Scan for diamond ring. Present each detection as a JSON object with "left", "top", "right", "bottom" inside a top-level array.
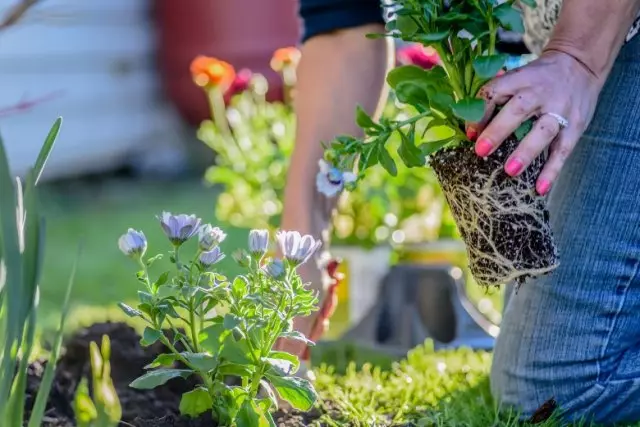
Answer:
[{"left": 545, "top": 112, "right": 569, "bottom": 129}]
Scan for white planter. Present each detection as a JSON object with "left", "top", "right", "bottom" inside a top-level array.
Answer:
[{"left": 331, "top": 245, "right": 392, "bottom": 327}]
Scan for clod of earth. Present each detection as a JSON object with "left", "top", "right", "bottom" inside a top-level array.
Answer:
[{"left": 430, "top": 136, "right": 559, "bottom": 287}]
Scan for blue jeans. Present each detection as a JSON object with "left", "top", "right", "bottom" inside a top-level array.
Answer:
[{"left": 491, "top": 36, "right": 640, "bottom": 423}]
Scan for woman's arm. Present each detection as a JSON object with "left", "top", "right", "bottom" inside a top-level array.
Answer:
[
  {"left": 276, "top": 4, "right": 394, "bottom": 357},
  {"left": 473, "top": 0, "right": 640, "bottom": 195},
  {"left": 545, "top": 0, "right": 640, "bottom": 83}
]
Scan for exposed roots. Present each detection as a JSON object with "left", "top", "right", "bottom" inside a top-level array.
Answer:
[{"left": 430, "top": 138, "right": 559, "bottom": 287}]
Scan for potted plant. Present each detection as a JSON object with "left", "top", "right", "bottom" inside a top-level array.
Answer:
[
  {"left": 192, "top": 48, "right": 453, "bottom": 336},
  {"left": 319, "top": 0, "right": 558, "bottom": 288}
]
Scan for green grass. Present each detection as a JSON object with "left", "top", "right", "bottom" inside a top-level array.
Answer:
[
  {"left": 37, "top": 178, "right": 248, "bottom": 333},
  {"left": 311, "top": 341, "right": 630, "bottom": 427}
]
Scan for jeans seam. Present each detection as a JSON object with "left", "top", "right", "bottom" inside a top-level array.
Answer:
[{"left": 597, "top": 257, "right": 640, "bottom": 383}]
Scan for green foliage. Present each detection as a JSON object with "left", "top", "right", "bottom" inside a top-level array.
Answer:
[
  {"left": 198, "top": 69, "right": 455, "bottom": 249},
  {"left": 119, "top": 226, "right": 321, "bottom": 425},
  {"left": 74, "top": 335, "right": 122, "bottom": 427},
  {"left": 322, "top": 0, "right": 534, "bottom": 187},
  {"left": 312, "top": 341, "right": 572, "bottom": 426},
  {"left": 0, "top": 118, "right": 78, "bottom": 427}
]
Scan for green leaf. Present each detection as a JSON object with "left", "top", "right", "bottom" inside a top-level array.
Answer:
[
  {"left": 355, "top": 105, "right": 378, "bottom": 129},
  {"left": 268, "top": 351, "right": 300, "bottom": 375},
  {"left": 398, "top": 130, "right": 425, "bottom": 168},
  {"left": 416, "top": 31, "right": 449, "bottom": 42},
  {"left": 145, "top": 353, "right": 179, "bottom": 369},
  {"left": 394, "top": 82, "right": 430, "bottom": 107},
  {"left": 451, "top": 98, "right": 486, "bottom": 123},
  {"left": 220, "top": 335, "right": 253, "bottom": 364},
  {"left": 279, "top": 331, "right": 315, "bottom": 346},
  {"left": 494, "top": 3, "right": 525, "bottom": 33},
  {"left": 395, "top": 14, "right": 419, "bottom": 36},
  {"left": 129, "top": 369, "right": 192, "bottom": 389},
  {"left": 422, "top": 138, "right": 455, "bottom": 156},
  {"left": 237, "top": 400, "right": 272, "bottom": 427},
  {"left": 515, "top": 119, "right": 534, "bottom": 141},
  {"left": 179, "top": 387, "right": 213, "bottom": 418},
  {"left": 386, "top": 65, "right": 430, "bottom": 90},
  {"left": 140, "top": 327, "right": 162, "bottom": 346},
  {"left": 218, "top": 362, "right": 255, "bottom": 378},
  {"left": 199, "top": 323, "right": 228, "bottom": 354},
  {"left": 377, "top": 147, "right": 398, "bottom": 177},
  {"left": 152, "top": 271, "right": 170, "bottom": 292},
  {"left": 472, "top": 54, "right": 508, "bottom": 79},
  {"left": 33, "top": 117, "right": 62, "bottom": 185},
  {"left": 358, "top": 143, "right": 380, "bottom": 172},
  {"left": 183, "top": 353, "right": 218, "bottom": 372},
  {"left": 265, "top": 374, "right": 317, "bottom": 411},
  {"left": 223, "top": 313, "right": 242, "bottom": 330},
  {"left": 118, "top": 302, "right": 142, "bottom": 318},
  {"left": 520, "top": 0, "right": 537, "bottom": 7}
]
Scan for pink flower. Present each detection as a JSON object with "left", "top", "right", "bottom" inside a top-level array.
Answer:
[
  {"left": 396, "top": 44, "right": 441, "bottom": 70},
  {"left": 224, "top": 68, "right": 253, "bottom": 103}
]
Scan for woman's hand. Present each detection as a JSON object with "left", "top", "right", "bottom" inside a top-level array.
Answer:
[{"left": 470, "top": 50, "right": 604, "bottom": 195}]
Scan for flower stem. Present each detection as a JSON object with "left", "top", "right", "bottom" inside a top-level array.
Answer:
[{"left": 207, "top": 87, "right": 231, "bottom": 136}]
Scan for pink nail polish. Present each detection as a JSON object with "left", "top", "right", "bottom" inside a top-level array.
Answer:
[
  {"left": 475, "top": 138, "right": 493, "bottom": 157},
  {"left": 505, "top": 158, "right": 523, "bottom": 176},
  {"left": 537, "top": 179, "right": 552, "bottom": 195}
]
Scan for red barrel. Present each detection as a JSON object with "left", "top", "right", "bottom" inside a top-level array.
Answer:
[{"left": 155, "top": 0, "right": 300, "bottom": 126}]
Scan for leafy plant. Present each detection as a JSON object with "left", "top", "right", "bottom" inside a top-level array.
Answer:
[
  {"left": 74, "top": 335, "right": 122, "bottom": 427},
  {"left": 118, "top": 220, "right": 321, "bottom": 425},
  {"left": 194, "top": 49, "right": 454, "bottom": 248},
  {"left": 0, "top": 118, "right": 79, "bottom": 426},
  {"left": 320, "top": 0, "right": 535, "bottom": 185}
]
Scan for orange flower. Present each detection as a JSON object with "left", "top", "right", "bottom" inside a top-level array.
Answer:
[
  {"left": 270, "top": 47, "right": 301, "bottom": 72},
  {"left": 190, "top": 55, "right": 236, "bottom": 90}
]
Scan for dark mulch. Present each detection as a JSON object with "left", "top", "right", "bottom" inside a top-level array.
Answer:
[{"left": 23, "top": 322, "right": 321, "bottom": 427}]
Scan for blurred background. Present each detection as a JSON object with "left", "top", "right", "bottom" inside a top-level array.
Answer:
[{"left": 1, "top": 0, "right": 529, "bottom": 362}]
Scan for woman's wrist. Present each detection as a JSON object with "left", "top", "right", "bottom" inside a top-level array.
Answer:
[{"left": 543, "top": 0, "right": 640, "bottom": 84}]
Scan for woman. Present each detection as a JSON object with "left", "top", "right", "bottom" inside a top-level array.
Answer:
[{"left": 280, "top": 0, "right": 640, "bottom": 422}]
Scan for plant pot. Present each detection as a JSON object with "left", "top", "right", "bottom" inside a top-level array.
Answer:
[
  {"left": 327, "top": 245, "right": 392, "bottom": 338},
  {"left": 154, "top": 0, "right": 300, "bottom": 126},
  {"left": 429, "top": 136, "right": 559, "bottom": 287}
]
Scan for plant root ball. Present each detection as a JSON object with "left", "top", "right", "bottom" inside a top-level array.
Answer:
[{"left": 430, "top": 136, "right": 559, "bottom": 287}]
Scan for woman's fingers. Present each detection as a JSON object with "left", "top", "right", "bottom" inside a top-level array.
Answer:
[
  {"left": 504, "top": 113, "right": 561, "bottom": 177},
  {"left": 475, "top": 89, "right": 540, "bottom": 157},
  {"left": 535, "top": 127, "right": 580, "bottom": 195}
]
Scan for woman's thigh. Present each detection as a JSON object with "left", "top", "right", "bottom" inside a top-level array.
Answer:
[{"left": 491, "top": 36, "right": 640, "bottom": 424}]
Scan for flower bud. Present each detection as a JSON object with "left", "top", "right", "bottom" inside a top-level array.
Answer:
[
  {"left": 118, "top": 229, "right": 147, "bottom": 258},
  {"left": 199, "top": 247, "right": 225, "bottom": 268},
  {"left": 248, "top": 229, "right": 269, "bottom": 258},
  {"left": 198, "top": 224, "right": 227, "bottom": 251},
  {"left": 276, "top": 230, "right": 322, "bottom": 266},
  {"left": 263, "top": 258, "right": 285, "bottom": 279}
]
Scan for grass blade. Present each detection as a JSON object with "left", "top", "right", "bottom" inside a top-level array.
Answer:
[
  {"left": 7, "top": 307, "right": 37, "bottom": 426},
  {"left": 33, "top": 117, "right": 62, "bottom": 185},
  {"left": 28, "top": 244, "right": 80, "bottom": 427},
  {"left": 0, "top": 131, "right": 24, "bottom": 416}
]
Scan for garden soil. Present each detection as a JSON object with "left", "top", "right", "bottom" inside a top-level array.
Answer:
[
  {"left": 23, "top": 322, "right": 324, "bottom": 427},
  {"left": 429, "top": 135, "right": 559, "bottom": 287}
]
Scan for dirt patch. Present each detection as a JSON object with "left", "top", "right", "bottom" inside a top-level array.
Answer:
[
  {"left": 430, "top": 136, "right": 559, "bottom": 287},
  {"left": 23, "top": 322, "right": 323, "bottom": 426}
]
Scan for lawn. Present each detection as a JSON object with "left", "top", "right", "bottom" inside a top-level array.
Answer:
[{"left": 37, "top": 177, "right": 249, "bottom": 332}]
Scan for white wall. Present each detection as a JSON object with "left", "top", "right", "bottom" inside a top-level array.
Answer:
[{"left": 0, "top": 0, "right": 187, "bottom": 180}]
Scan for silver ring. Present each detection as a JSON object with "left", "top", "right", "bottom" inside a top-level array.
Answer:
[{"left": 545, "top": 112, "right": 569, "bottom": 129}]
